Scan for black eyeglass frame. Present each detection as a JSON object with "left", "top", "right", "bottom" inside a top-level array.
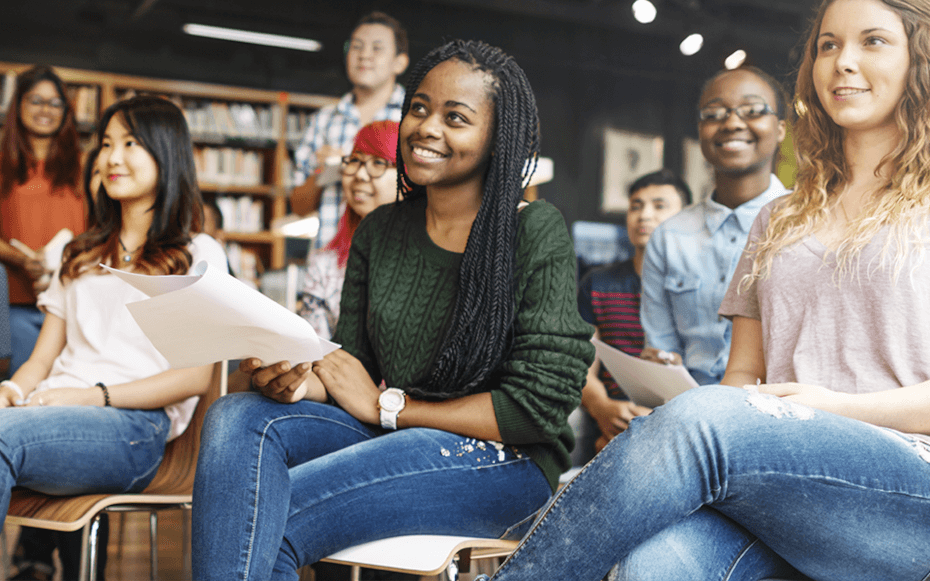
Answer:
[
  {"left": 697, "top": 102, "right": 776, "bottom": 123},
  {"left": 340, "top": 155, "right": 394, "bottom": 178}
]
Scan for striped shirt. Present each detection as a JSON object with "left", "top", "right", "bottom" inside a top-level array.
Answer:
[
  {"left": 293, "top": 85, "right": 405, "bottom": 249},
  {"left": 577, "top": 259, "right": 643, "bottom": 399}
]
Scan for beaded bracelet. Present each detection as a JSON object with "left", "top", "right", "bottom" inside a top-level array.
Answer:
[
  {"left": 96, "top": 382, "right": 111, "bottom": 407},
  {"left": 0, "top": 380, "right": 25, "bottom": 402}
]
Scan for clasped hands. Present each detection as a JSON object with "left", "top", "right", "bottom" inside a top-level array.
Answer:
[{"left": 240, "top": 349, "right": 383, "bottom": 424}]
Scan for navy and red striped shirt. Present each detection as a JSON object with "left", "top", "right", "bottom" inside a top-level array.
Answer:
[{"left": 577, "top": 259, "right": 643, "bottom": 399}]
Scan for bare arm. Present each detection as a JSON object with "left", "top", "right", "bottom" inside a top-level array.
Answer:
[
  {"left": 720, "top": 315, "right": 766, "bottom": 387},
  {"left": 289, "top": 176, "right": 323, "bottom": 217},
  {"left": 9, "top": 311, "right": 212, "bottom": 409}
]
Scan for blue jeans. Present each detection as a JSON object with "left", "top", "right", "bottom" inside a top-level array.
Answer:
[
  {"left": 191, "top": 392, "right": 552, "bottom": 581},
  {"left": 0, "top": 405, "right": 170, "bottom": 520},
  {"left": 481, "top": 386, "right": 930, "bottom": 581},
  {"left": 10, "top": 305, "right": 44, "bottom": 375}
]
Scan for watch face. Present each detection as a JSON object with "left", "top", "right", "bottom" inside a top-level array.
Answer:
[{"left": 380, "top": 389, "right": 404, "bottom": 411}]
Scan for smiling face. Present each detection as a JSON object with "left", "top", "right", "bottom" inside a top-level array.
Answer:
[
  {"left": 812, "top": 0, "right": 909, "bottom": 136},
  {"left": 346, "top": 23, "right": 408, "bottom": 93},
  {"left": 698, "top": 69, "right": 786, "bottom": 177},
  {"left": 19, "top": 80, "right": 66, "bottom": 138},
  {"left": 341, "top": 151, "right": 398, "bottom": 218},
  {"left": 400, "top": 59, "right": 496, "bottom": 195},
  {"left": 626, "top": 184, "right": 685, "bottom": 250},
  {"left": 97, "top": 114, "right": 159, "bottom": 207}
]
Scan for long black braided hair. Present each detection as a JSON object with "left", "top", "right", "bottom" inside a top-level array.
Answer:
[{"left": 397, "top": 39, "right": 540, "bottom": 399}]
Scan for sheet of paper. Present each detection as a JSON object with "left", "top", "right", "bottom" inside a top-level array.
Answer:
[
  {"left": 104, "top": 261, "right": 339, "bottom": 369},
  {"left": 592, "top": 338, "right": 698, "bottom": 408}
]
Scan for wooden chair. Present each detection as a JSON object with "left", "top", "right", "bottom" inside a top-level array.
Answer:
[
  {"left": 320, "top": 534, "right": 519, "bottom": 581},
  {"left": 3, "top": 361, "right": 227, "bottom": 581}
]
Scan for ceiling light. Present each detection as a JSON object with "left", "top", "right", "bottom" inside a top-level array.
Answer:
[
  {"left": 183, "top": 23, "right": 323, "bottom": 52},
  {"left": 679, "top": 33, "right": 704, "bottom": 56},
  {"left": 632, "top": 0, "right": 657, "bottom": 24},
  {"left": 725, "top": 49, "right": 747, "bottom": 70}
]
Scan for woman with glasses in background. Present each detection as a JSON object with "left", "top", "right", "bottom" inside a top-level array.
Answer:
[
  {"left": 297, "top": 120, "right": 399, "bottom": 340},
  {"left": 0, "top": 65, "right": 86, "bottom": 378}
]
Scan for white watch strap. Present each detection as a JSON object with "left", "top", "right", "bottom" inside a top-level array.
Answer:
[{"left": 380, "top": 407, "right": 400, "bottom": 430}]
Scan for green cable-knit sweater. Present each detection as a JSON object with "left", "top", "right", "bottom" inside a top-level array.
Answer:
[{"left": 332, "top": 196, "right": 595, "bottom": 491}]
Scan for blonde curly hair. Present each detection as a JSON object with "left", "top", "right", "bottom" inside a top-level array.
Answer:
[{"left": 745, "top": 0, "right": 930, "bottom": 288}]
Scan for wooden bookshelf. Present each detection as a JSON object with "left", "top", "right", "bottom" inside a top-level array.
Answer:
[{"left": 0, "top": 61, "right": 338, "bottom": 282}]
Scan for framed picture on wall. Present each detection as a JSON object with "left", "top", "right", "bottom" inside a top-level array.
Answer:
[
  {"left": 601, "top": 129, "right": 664, "bottom": 213},
  {"left": 682, "top": 137, "right": 715, "bottom": 204}
]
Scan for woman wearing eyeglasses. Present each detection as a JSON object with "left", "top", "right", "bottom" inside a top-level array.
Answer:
[
  {"left": 638, "top": 66, "right": 789, "bottom": 385},
  {"left": 297, "top": 120, "right": 399, "bottom": 340},
  {"left": 0, "top": 65, "right": 86, "bottom": 379}
]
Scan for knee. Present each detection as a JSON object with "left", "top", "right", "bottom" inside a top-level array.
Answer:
[
  {"left": 201, "top": 392, "right": 269, "bottom": 450},
  {"left": 648, "top": 385, "right": 748, "bottom": 431}
]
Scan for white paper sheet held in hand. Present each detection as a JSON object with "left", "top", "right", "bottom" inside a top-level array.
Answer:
[
  {"left": 103, "top": 261, "right": 339, "bottom": 368},
  {"left": 592, "top": 338, "right": 698, "bottom": 408}
]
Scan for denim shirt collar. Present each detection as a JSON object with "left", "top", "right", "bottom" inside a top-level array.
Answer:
[{"left": 703, "top": 174, "right": 788, "bottom": 234}]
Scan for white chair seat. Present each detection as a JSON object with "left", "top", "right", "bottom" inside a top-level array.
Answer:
[{"left": 321, "top": 534, "right": 518, "bottom": 578}]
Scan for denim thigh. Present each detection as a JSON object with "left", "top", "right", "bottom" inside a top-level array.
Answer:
[
  {"left": 0, "top": 405, "right": 170, "bottom": 517},
  {"left": 275, "top": 427, "right": 551, "bottom": 575}
]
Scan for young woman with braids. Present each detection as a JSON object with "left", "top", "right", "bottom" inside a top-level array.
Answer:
[
  {"left": 0, "top": 65, "right": 86, "bottom": 378},
  {"left": 472, "top": 0, "right": 930, "bottom": 579},
  {"left": 191, "top": 39, "right": 594, "bottom": 581},
  {"left": 0, "top": 95, "right": 226, "bottom": 565}
]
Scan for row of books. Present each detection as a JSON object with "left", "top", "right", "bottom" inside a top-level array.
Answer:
[
  {"left": 214, "top": 195, "right": 265, "bottom": 234},
  {"left": 183, "top": 100, "right": 281, "bottom": 142},
  {"left": 193, "top": 146, "right": 265, "bottom": 186},
  {"left": 0, "top": 72, "right": 98, "bottom": 126},
  {"left": 285, "top": 110, "right": 315, "bottom": 145}
]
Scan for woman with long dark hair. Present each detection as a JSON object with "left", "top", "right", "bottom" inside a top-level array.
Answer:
[
  {"left": 0, "top": 65, "right": 85, "bottom": 376},
  {"left": 0, "top": 95, "right": 226, "bottom": 541},
  {"left": 191, "top": 39, "right": 594, "bottom": 581}
]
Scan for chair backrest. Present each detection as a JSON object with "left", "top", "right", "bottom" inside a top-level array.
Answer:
[{"left": 140, "top": 361, "right": 226, "bottom": 495}]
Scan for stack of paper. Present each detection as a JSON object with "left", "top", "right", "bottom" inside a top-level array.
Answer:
[{"left": 105, "top": 261, "right": 339, "bottom": 369}]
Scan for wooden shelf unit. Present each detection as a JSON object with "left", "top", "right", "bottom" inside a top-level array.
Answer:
[{"left": 0, "top": 61, "right": 338, "bottom": 278}]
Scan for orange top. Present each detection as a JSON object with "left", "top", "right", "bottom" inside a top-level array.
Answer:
[{"left": 1, "top": 160, "right": 86, "bottom": 304}]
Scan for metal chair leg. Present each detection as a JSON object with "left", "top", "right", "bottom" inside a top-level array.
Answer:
[
  {"left": 149, "top": 511, "right": 158, "bottom": 580},
  {"left": 81, "top": 514, "right": 102, "bottom": 581},
  {"left": 350, "top": 565, "right": 361, "bottom": 581},
  {"left": 445, "top": 555, "right": 460, "bottom": 581}
]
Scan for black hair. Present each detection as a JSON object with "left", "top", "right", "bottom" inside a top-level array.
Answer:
[
  {"left": 699, "top": 65, "right": 789, "bottom": 120},
  {"left": 351, "top": 11, "right": 408, "bottom": 55},
  {"left": 397, "top": 39, "right": 540, "bottom": 400},
  {"left": 61, "top": 95, "right": 203, "bottom": 280},
  {"left": 82, "top": 146, "right": 101, "bottom": 219},
  {"left": 628, "top": 168, "right": 692, "bottom": 206}
]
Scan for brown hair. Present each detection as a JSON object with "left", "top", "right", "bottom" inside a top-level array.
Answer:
[
  {"left": 351, "top": 11, "right": 408, "bottom": 55},
  {"left": 745, "top": 0, "right": 930, "bottom": 286},
  {"left": 0, "top": 65, "right": 81, "bottom": 198},
  {"left": 61, "top": 96, "right": 203, "bottom": 281}
]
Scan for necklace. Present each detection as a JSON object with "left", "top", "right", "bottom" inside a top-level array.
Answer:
[{"left": 118, "top": 237, "right": 144, "bottom": 263}]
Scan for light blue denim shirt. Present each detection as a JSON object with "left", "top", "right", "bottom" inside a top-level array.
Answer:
[{"left": 641, "top": 174, "right": 788, "bottom": 385}]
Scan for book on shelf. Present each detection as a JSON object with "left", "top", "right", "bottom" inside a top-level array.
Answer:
[
  {"left": 215, "top": 195, "right": 264, "bottom": 234},
  {"left": 183, "top": 100, "right": 280, "bottom": 142},
  {"left": 194, "top": 147, "right": 264, "bottom": 186},
  {"left": 225, "top": 242, "right": 261, "bottom": 286}
]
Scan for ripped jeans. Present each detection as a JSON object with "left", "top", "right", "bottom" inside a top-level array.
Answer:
[
  {"left": 191, "top": 392, "right": 551, "bottom": 581},
  {"left": 482, "top": 385, "right": 930, "bottom": 581}
]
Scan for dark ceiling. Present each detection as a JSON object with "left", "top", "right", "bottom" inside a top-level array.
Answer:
[{"left": 0, "top": 0, "right": 816, "bottom": 95}]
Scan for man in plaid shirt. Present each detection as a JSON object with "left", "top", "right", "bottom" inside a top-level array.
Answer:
[{"left": 291, "top": 11, "right": 408, "bottom": 250}]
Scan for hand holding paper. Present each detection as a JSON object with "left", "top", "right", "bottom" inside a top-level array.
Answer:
[{"left": 105, "top": 261, "right": 339, "bottom": 369}]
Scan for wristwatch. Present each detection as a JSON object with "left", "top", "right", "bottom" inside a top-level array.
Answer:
[{"left": 378, "top": 388, "right": 406, "bottom": 430}]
